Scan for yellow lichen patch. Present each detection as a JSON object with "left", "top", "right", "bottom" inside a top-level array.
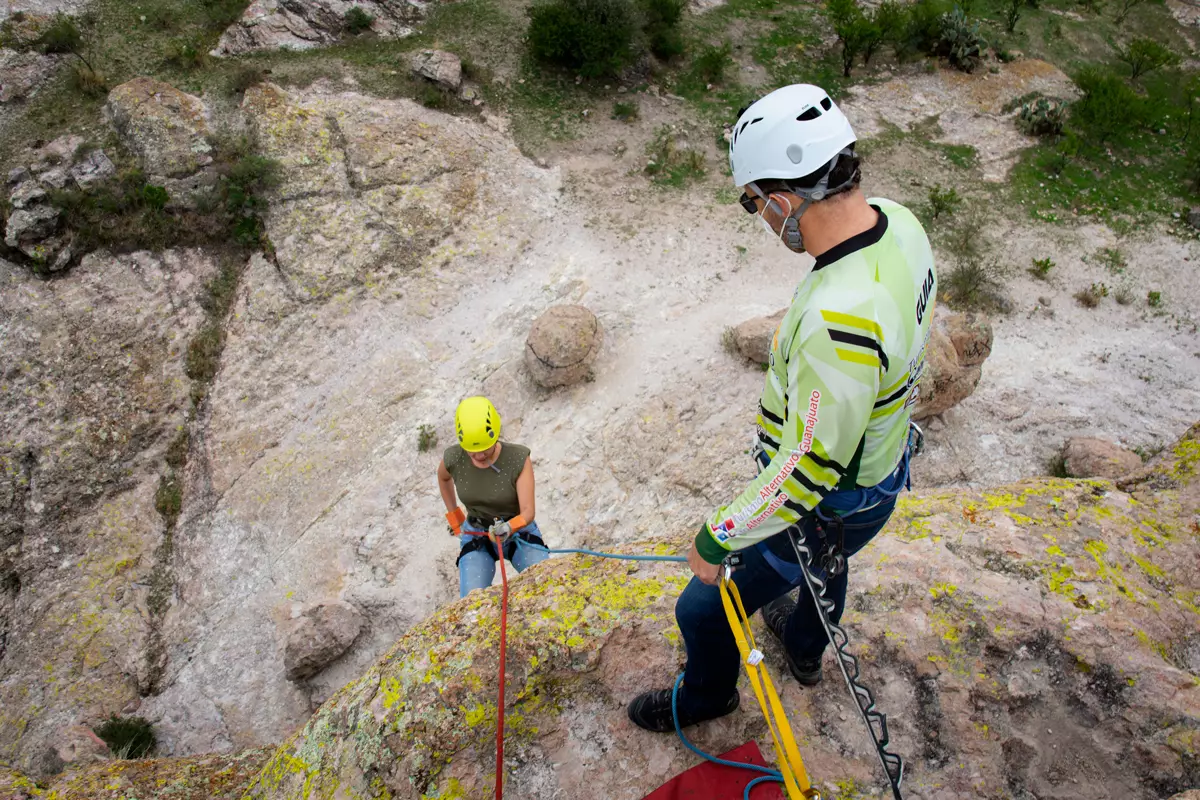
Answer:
[{"left": 929, "top": 583, "right": 958, "bottom": 600}]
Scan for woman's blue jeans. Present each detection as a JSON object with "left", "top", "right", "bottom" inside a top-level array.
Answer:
[
  {"left": 458, "top": 521, "right": 549, "bottom": 598},
  {"left": 675, "top": 466, "right": 904, "bottom": 709}
]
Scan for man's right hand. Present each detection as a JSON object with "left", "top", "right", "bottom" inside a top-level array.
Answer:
[{"left": 446, "top": 507, "right": 466, "bottom": 536}]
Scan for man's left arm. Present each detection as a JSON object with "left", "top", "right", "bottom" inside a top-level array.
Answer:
[{"left": 692, "top": 314, "right": 883, "bottom": 571}]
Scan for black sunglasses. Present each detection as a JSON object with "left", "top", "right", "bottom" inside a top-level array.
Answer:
[{"left": 738, "top": 192, "right": 759, "bottom": 214}]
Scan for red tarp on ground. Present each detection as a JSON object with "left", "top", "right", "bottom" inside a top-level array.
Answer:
[{"left": 641, "top": 742, "right": 786, "bottom": 800}]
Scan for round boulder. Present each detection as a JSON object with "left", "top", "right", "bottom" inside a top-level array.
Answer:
[
  {"left": 282, "top": 600, "right": 365, "bottom": 681},
  {"left": 1062, "top": 437, "right": 1142, "bottom": 480},
  {"left": 525, "top": 305, "right": 603, "bottom": 388}
]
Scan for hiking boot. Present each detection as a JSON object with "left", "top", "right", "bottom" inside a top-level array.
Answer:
[
  {"left": 761, "top": 593, "right": 823, "bottom": 687},
  {"left": 627, "top": 686, "right": 739, "bottom": 733}
]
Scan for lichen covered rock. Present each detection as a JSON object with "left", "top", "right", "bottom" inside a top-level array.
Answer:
[
  {"left": 238, "top": 425, "right": 1200, "bottom": 799},
  {"left": 104, "top": 77, "right": 212, "bottom": 177},
  {"left": 33, "top": 747, "right": 274, "bottom": 800},
  {"left": 212, "top": 0, "right": 426, "bottom": 56}
]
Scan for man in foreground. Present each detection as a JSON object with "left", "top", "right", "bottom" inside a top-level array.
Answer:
[{"left": 629, "top": 83, "right": 938, "bottom": 732}]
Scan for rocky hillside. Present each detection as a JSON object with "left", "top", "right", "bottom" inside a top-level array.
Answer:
[{"left": 5, "top": 424, "right": 1197, "bottom": 799}]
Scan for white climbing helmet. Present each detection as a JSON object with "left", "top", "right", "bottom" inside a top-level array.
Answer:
[{"left": 729, "top": 84, "right": 857, "bottom": 190}]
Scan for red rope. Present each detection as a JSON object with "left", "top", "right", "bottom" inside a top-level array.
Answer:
[{"left": 495, "top": 539, "right": 509, "bottom": 800}]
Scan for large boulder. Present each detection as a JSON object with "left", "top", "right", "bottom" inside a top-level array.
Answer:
[
  {"left": 731, "top": 308, "right": 785, "bottom": 364},
  {"left": 525, "top": 304, "right": 604, "bottom": 388},
  {"left": 212, "top": 0, "right": 426, "bottom": 56},
  {"left": 282, "top": 601, "right": 366, "bottom": 681},
  {"left": 410, "top": 49, "right": 461, "bottom": 90},
  {"left": 104, "top": 77, "right": 212, "bottom": 177},
  {"left": 1062, "top": 436, "right": 1142, "bottom": 480},
  {"left": 914, "top": 308, "right": 993, "bottom": 420}
]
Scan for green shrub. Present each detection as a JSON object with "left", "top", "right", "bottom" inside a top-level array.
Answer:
[
  {"left": 166, "top": 36, "right": 209, "bottom": 70},
  {"left": 865, "top": 1, "right": 902, "bottom": 63},
  {"left": 202, "top": 0, "right": 249, "bottom": 30},
  {"left": 1095, "top": 246, "right": 1126, "bottom": 274},
  {"left": 902, "top": 0, "right": 951, "bottom": 59},
  {"left": 417, "top": 424, "right": 438, "bottom": 452},
  {"left": 154, "top": 474, "right": 182, "bottom": 519},
  {"left": 95, "top": 716, "right": 156, "bottom": 760},
  {"left": 1075, "top": 282, "right": 1107, "bottom": 307},
  {"left": 1069, "top": 68, "right": 1144, "bottom": 144},
  {"left": 613, "top": 99, "right": 639, "bottom": 121},
  {"left": 942, "top": 258, "right": 1008, "bottom": 311},
  {"left": 527, "top": 0, "right": 637, "bottom": 79},
  {"left": 925, "top": 183, "right": 961, "bottom": 222},
  {"left": 36, "top": 12, "right": 83, "bottom": 56},
  {"left": 644, "top": 125, "right": 705, "bottom": 187},
  {"left": 141, "top": 184, "right": 170, "bottom": 211},
  {"left": 1017, "top": 96, "right": 1068, "bottom": 137},
  {"left": 1147, "top": 289, "right": 1163, "bottom": 307},
  {"left": 827, "top": 0, "right": 882, "bottom": 77},
  {"left": 1029, "top": 256, "right": 1054, "bottom": 279},
  {"left": 720, "top": 326, "right": 739, "bottom": 356},
  {"left": 343, "top": 6, "right": 375, "bottom": 34},
  {"left": 692, "top": 42, "right": 732, "bottom": 85},
  {"left": 229, "top": 65, "right": 267, "bottom": 97},
  {"left": 938, "top": 7, "right": 985, "bottom": 73},
  {"left": 643, "top": 0, "right": 685, "bottom": 60},
  {"left": 1115, "top": 37, "right": 1181, "bottom": 81}
]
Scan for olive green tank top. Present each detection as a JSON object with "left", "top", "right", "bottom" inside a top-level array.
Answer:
[{"left": 443, "top": 442, "right": 530, "bottom": 523}]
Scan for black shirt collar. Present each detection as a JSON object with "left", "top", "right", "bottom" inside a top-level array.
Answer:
[{"left": 811, "top": 205, "right": 888, "bottom": 271}]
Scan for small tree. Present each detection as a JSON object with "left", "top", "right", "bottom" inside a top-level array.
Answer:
[
  {"left": 36, "top": 12, "right": 95, "bottom": 71},
  {"left": 1003, "top": 0, "right": 1022, "bottom": 33},
  {"left": 872, "top": 0, "right": 908, "bottom": 59},
  {"left": 1115, "top": 37, "right": 1180, "bottom": 81},
  {"left": 827, "top": 0, "right": 880, "bottom": 77},
  {"left": 1112, "top": 0, "right": 1145, "bottom": 23}
]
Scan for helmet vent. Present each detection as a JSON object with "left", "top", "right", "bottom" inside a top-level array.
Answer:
[
  {"left": 821, "top": 96, "right": 832, "bottom": 110},
  {"left": 797, "top": 107, "right": 821, "bottom": 121}
]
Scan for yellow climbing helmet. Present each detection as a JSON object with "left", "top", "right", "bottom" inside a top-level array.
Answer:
[{"left": 455, "top": 396, "right": 501, "bottom": 453}]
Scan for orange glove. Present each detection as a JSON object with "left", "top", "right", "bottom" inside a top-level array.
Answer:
[
  {"left": 446, "top": 507, "right": 466, "bottom": 536},
  {"left": 507, "top": 515, "right": 527, "bottom": 532}
]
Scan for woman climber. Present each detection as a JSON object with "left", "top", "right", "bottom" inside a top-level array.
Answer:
[{"left": 438, "top": 396, "right": 550, "bottom": 597}]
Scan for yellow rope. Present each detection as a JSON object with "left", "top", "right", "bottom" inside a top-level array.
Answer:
[{"left": 719, "top": 573, "right": 821, "bottom": 800}]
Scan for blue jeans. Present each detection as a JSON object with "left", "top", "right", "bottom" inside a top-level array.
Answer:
[
  {"left": 458, "top": 521, "right": 549, "bottom": 598},
  {"left": 675, "top": 467, "right": 904, "bottom": 708}
]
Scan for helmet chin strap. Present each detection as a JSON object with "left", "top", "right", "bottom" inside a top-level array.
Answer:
[{"left": 749, "top": 147, "right": 856, "bottom": 253}]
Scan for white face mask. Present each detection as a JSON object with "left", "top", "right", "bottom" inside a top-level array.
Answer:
[{"left": 756, "top": 192, "right": 806, "bottom": 253}]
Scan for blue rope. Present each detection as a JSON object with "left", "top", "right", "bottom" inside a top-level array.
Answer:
[
  {"left": 513, "top": 538, "right": 688, "bottom": 563},
  {"left": 671, "top": 673, "right": 785, "bottom": 800}
]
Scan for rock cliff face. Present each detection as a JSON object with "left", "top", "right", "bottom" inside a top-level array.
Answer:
[
  {"left": 0, "top": 250, "right": 220, "bottom": 774},
  {"left": 8, "top": 425, "right": 1198, "bottom": 799}
]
